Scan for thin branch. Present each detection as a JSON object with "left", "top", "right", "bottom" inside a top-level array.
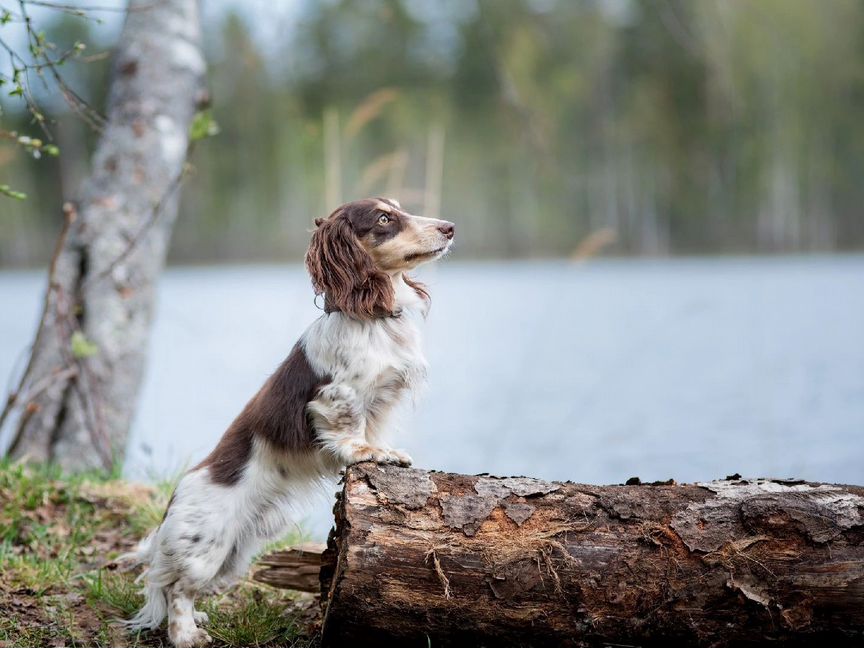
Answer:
[
  {"left": 0, "top": 35, "right": 52, "bottom": 137},
  {"left": 22, "top": 0, "right": 165, "bottom": 13},
  {"left": 83, "top": 160, "right": 191, "bottom": 289},
  {"left": 16, "top": 0, "right": 106, "bottom": 130},
  {"left": 49, "top": 281, "right": 113, "bottom": 470},
  {"left": 5, "top": 366, "right": 78, "bottom": 412},
  {"left": 41, "top": 264, "right": 113, "bottom": 470}
]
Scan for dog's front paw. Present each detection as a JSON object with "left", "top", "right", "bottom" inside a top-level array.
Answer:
[
  {"left": 369, "top": 446, "right": 413, "bottom": 466},
  {"left": 193, "top": 610, "right": 209, "bottom": 625},
  {"left": 367, "top": 446, "right": 401, "bottom": 465},
  {"left": 343, "top": 441, "right": 376, "bottom": 465},
  {"left": 389, "top": 448, "right": 413, "bottom": 467},
  {"left": 343, "top": 441, "right": 410, "bottom": 467}
]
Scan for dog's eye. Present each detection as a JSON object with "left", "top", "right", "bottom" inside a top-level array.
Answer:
[{"left": 377, "top": 213, "right": 390, "bottom": 225}]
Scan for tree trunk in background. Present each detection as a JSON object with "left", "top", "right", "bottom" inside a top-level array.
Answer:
[
  {"left": 318, "top": 464, "right": 864, "bottom": 647},
  {"left": 3, "top": 0, "right": 206, "bottom": 471}
]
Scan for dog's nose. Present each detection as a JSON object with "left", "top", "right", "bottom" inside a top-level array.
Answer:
[{"left": 438, "top": 221, "right": 455, "bottom": 240}]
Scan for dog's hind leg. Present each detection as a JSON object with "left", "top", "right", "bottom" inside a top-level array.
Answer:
[
  {"left": 206, "top": 532, "right": 266, "bottom": 594},
  {"left": 167, "top": 581, "right": 212, "bottom": 648},
  {"left": 132, "top": 470, "right": 241, "bottom": 645}
]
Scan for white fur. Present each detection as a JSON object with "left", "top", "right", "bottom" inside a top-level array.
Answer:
[
  {"left": 307, "top": 274, "right": 428, "bottom": 463},
  {"left": 121, "top": 273, "right": 429, "bottom": 647}
]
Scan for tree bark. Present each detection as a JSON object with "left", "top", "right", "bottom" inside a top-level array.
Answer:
[
  {"left": 254, "top": 543, "right": 326, "bottom": 593},
  {"left": 317, "top": 464, "right": 864, "bottom": 647},
  {"left": 2, "top": 0, "right": 206, "bottom": 471}
]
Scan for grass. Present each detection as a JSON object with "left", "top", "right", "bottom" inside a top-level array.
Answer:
[{"left": 0, "top": 459, "right": 318, "bottom": 648}]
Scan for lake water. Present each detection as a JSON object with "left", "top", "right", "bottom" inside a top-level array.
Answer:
[{"left": 2, "top": 257, "right": 863, "bottom": 537}]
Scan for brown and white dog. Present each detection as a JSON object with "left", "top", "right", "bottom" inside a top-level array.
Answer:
[{"left": 122, "top": 197, "right": 454, "bottom": 647}]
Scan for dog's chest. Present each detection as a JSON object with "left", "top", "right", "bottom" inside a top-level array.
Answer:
[
  {"left": 349, "top": 317, "right": 425, "bottom": 390},
  {"left": 306, "top": 312, "right": 427, "bottom": 394}
]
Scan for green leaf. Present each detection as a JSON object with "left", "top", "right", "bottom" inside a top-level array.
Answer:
[
  {"left": 0, "top": 184, "right": 27, "bottom": 200},
  {"left": 190, "top": 110, "right": 220, "bottom": 141},
  {"left": 71, "top": 331, "right": 99, "bottom": 359}
]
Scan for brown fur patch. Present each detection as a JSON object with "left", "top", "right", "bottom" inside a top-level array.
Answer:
[
  {"left": 194, "top": 342, "right": 329, "bottom": 486},
  {"left": 404, "top": 275, "right": 430, "bottom": 304},
  {"left": 306, "top": 209, "right": 396, "bottom": 319}
]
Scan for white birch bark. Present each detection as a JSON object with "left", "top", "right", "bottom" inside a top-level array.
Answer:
[{"left": 4, "top": 0, "right": 206, "bottom": 470}]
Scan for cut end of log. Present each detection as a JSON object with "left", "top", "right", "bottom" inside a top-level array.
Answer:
[{"left": 253, "top": 543, "right": 326, "bottom": 593}]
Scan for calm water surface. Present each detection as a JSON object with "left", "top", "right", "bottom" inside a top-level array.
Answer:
[{"left": 2, "top": 257, "right": 862, "bottom": 536}]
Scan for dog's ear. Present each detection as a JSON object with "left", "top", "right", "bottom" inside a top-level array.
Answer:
[
  {"left": 403, "top": 274, "right": 431, "bottom": 317},
  {"left": 305, "top": 213, "right": 395, "bottom": 319}
]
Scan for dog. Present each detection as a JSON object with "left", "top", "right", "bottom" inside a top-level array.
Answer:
[{"left": 121, "top": 197, "right": 454, "bottom": 647}]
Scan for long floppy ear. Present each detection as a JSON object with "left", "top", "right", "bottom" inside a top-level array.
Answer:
[
  {"left": 305, "top": 214, "right": 395, "bottom": 319},
  {"left": 403, "top": 274, "right": 431, "bottom": 317}
]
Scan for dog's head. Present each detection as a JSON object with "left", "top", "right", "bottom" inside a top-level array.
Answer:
[{"left": 305, "top": 197, "right": 455, "bottom": 319}]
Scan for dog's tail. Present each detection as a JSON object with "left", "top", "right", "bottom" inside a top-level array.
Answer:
[
  {"left": 115, "top": 528, "right": 158, "bottom": 573},
  {"left": 123, "top": 583, "right": 168, "bottom": 631},
  {"left": 117, "top": 529, "right": 170, "bottom": 630}
]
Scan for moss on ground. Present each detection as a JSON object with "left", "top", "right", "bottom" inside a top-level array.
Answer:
[{"left": 0, "top": 460, "right": 318, "bottom": 647}]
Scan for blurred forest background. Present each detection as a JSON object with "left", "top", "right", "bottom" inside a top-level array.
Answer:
[{"left": 2, "top": 0, "right": 864, "bottom": 266}]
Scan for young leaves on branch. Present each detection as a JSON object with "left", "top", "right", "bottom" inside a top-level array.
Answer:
[
  {"left": 0, "top": 0, "right": 99, "bottom": 199},
  {"left": 70, "top": 331, "right": 99, "bottom": 359},
  {"left": 190, "top": 110, "right": 220, "bottom": 142},
  {"left": 0, "top": 184, "right": 27, "bottom": 200}
]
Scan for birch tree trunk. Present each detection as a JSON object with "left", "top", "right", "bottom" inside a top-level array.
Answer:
[{"left": 2, "top": 0, "right": 206, "bottom": 471}]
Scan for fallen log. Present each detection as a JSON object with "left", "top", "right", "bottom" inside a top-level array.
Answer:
[
  {"left": 258, "top": 464, "right": 864, "bottom": 647},
  {"left": 253, "top": 543, "right": 325, "bottom": 593}
]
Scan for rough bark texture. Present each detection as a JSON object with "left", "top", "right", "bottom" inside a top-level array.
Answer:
[
  {"left": 4, "top": 0, "right": 205, "bottom": 470},
  {"left": 319, "top": 464, "right": 864, "bottom": 647},
  {"left": 254, "top": 543, "right": 326, "bottom": 593}
]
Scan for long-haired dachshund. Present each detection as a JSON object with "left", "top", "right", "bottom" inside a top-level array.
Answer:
[{"left": 122, "top": 197, "right": 454, "bottom": 647}]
